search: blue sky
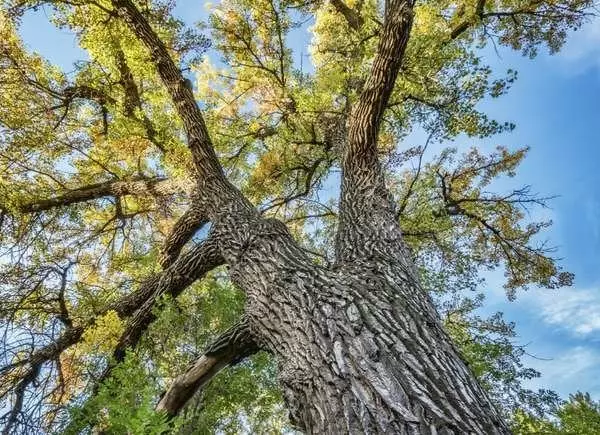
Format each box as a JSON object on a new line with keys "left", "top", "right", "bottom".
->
{"left": 472, "top": 30, "right": 600, "bottom": 399}
{"left": 17, "top": 2, "right": 600, "bottom": 402}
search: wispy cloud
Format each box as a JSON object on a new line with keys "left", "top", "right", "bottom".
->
{"left": 532, "top": 287, "right": 600, "bottom": 335}
{"left": 526, "top": 346, "right": 600, "bottom": 398}
{"left": 555, "top": 18, "right": 600, "bottom": 75}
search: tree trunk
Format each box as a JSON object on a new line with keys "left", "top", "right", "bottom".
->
{"left": 110, "top": 1, "right": 511, "bottom": 431}
{"left": 213, "top": 217, "right": 509, "bottom": 434}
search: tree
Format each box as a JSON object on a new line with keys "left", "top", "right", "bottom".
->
{"left": 0, "top": 0, "right": 592, "bottom": 433}
{"left": 513, "top": 392, "right": 600, "bottom": 434}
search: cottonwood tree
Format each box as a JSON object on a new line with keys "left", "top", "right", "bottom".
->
{"left": 513, "top": 393, "right": 600, "bottom": 434}
{"left": 0, "top": 0, "right": 590, "bottom": 433}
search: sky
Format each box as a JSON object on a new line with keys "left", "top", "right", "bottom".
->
{"left": 15, "top": 1, "right": 600, "bottom": 403}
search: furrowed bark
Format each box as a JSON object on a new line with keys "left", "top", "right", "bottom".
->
{"left": 210, "top": 217, "right": 509, "bottom": 433}
{"left": 16, "top": 176, "right": 178, "bottom": 214}
{"left": 336, "top": 0, "right": 414, "bottom": 263}
{"left": 90, "top": 1, "right": 509, "bottom": 433}
{"left": 110, "top": 0, "right": 256, "bottom": 225}
{"left": 156, "top": 318, "right": 258, "bottom": 416}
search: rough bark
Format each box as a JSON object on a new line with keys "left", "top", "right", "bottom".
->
{"left": 110, "top": 1, "right": 510, "bottom": 432}
{"left": 0, "top": 0, "right": 529, "bottom": 432}
{"left": 336, "top": 0, "right": 414, "bottom": 264}
{"left": 113, "top": 236, "right": 224, "bottom": 361}
{"left": 205, "top": 214, "right": 508, "bottom": 434}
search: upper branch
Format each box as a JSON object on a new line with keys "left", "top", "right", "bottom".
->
{"left": 336, "top": 0, "right": 415, "bottom": 262}
{"left": 113, "top": 43, "right": 167, "bottom": 152}
{"left": 110, "top": 0, "right": 223, "bottom": 181}
{"left": 159, "top": 200, "right": 208, "bottom": 268}
{"left": 345, "top": 0, "right": 414, "bottom": 169}
{"left": 450, "top": 0, "right": 487, "bottom": 39}
{"left": 113, "top": 235, "right": 223, "bottom": 362}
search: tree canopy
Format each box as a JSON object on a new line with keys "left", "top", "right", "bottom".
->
{"left": 0, "top": 0, "right": 594, "bottom": 432}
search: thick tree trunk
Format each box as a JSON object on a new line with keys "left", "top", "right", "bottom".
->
{"left": 110, "top": 1, "right": 510, "bottom": 431}
{"left": 212, "top": 217, "right": 509, "bottom": 434}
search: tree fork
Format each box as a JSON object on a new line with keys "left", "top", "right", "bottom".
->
{"left": 208, "top": 217, "right": 510, "bottom": 433}
{"left": 106, "top": 0, "right": 512, "bottom": 432}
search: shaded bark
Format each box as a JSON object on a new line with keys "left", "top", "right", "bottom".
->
{"left": 157, "top": 318, "right": 258, "bottom": 415}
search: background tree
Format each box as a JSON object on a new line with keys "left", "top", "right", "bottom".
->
{"left": 0, "top": 0, "right": 593, "bottom": 433}
{"left": 513, "top": 392, "right": 600, "bottom": 434}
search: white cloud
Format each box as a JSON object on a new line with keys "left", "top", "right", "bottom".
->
{"left": 531, "top": 287, "right": 600, "bottom": 335}
{"left": 525, "top": 346, "right": 600, "bottom": 398}
{"left": 479, "top": 269, "right": 600, "bottom": 337}
{"left": 554, "top": 18, "right": 600, "bottom": 74}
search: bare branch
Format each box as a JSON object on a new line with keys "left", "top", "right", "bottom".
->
{"left": 159, "top": 200, "right": 208, "bottom": 268}
{"left": 114, "top": 235, "right": 223, "bottom": 362}
{"left": 0, "top": 237, "right": 224, "bottom": 433}
{"left": 14, "top": 176, "right": 179, "bottom": 214}
{"left": 156, "top": 318, "right": 258, "bottom": 416}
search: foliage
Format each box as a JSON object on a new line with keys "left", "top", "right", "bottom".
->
{"left": 441, "top": 294, "right": 560, "bottom": 419}
{"left": 0, "top": 0, "right": 594, "bottom": 432}
{"left": 513, "top": 392, "right": 600, "bottom": 434}
{"left": 64, "top": 354, "right": 170, "bottom": 435}
{"left": 175, "top": 352, "right": 290, "bottom": 434}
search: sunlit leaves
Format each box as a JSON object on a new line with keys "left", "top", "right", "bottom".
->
{"left": 0, "top": 0, "right": 592, "bottom": 431}
{"left": 395, "top": 146, "right": 573, "bottom": 299}
{"left": 513, "top": 392, "right": 600, "bottom": 434}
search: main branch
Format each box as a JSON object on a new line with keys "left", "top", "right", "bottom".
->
{"left": 336, "top": 0, "right": 415, "bottom": 263}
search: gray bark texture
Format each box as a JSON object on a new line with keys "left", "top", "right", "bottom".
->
{"left": 211, "top": 216, "right": 508, "bottom": 434}
{"left": 109, "top": 0, "right": 512, "bottom": 432}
